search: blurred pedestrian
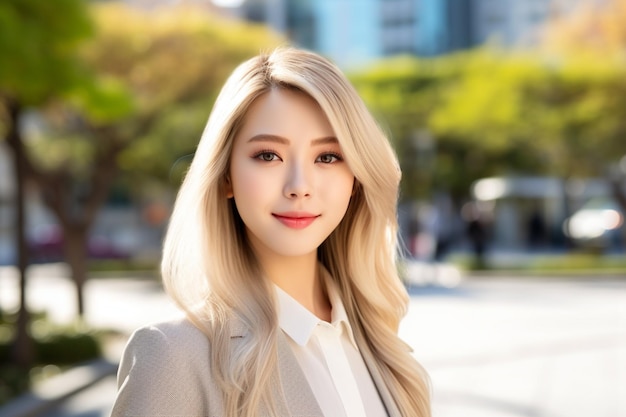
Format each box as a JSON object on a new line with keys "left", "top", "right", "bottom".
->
{"left": 463, "top": 202, "right": 488, "bottom": 269}
{"left": 527, "top": 208, "right": 547, "bottom": 250}
{"left": 110, "top": 48, "right": 430, "bottom": 417}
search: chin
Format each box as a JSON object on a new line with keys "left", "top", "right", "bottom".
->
{"left": 272, "top": 248, "right": 319, "bottom": 258}
{"left": 266, "top": 241, "right": 324, "bottom": 258}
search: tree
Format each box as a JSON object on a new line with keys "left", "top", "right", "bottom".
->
{"left": 352, "top": 46, "right": 626, "bottom": 232}
{"left": 350, "top": 53, "right": 467, "bottom": 200}
{"left": 350, "top": 50, "right": 544, "bottom": 201}
{"left": 539, "top": 0, "right": 626, "bottom": 211}
{"left": 428, "top": 51, "right": 561, "bottom": 176}
{"left": 22, "top": 2, "right": 282, "bottom": 317}
{"left": 0, "top": 0, "right": 93, "bottom": 370}
{"left": 424, "top": 0, "right": 626, "bottom": 208}
{"left": 428, "top": 48, "right": 626, "bottom": 205}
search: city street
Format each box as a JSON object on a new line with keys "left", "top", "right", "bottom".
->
{"left": 1, "top": 263, "right": 625, "bottom": 417}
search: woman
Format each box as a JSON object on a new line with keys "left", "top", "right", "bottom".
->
{"left": 111, "top": 47, "right": 430, "bottom": 417}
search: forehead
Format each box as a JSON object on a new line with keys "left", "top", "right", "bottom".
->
{"left": 236, "top": 88, "right": 335, "bottom": 141}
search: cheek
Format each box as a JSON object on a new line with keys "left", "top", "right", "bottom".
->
{"left": 328, "top": 172, "right": 355, "bottom": 211}
{"left": 230, "top": 162, "right": 272, "bottom": 202}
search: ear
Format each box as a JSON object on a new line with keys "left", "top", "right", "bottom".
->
{"left": 224, "top": 175, "right": 234, "bottom": 199}
{"left": 351, "top": 179, "right": 359, "bottom": 196}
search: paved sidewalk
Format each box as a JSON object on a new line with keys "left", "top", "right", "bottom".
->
{"left": 401, "top": 275, "right": 626, "bottom": 417}
{"left": 1, "top": 264, "right": 625, "bottom": 417}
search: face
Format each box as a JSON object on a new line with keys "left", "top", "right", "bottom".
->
{"left": 227, "top": 88, "right": 355, "bottom": 261}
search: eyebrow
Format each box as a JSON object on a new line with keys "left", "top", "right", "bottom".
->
{"left": 247, "top": 134, "right": 338, "bottom": 146}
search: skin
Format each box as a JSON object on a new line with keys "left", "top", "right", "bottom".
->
{"left": 227, "top": 88, "right": 355, "bottom": 321}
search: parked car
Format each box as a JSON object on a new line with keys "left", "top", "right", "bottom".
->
{"left": 28, "top": 225, "right": 129, "bottom": 263}
{"left": 563, "top": 198, "right": 624, "bottom": 250}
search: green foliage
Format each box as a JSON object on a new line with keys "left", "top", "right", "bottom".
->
{"left": 351, "top": 46, "right": 626, "bottom": 201}
{"left": 25, "top": 3, "right": 283, "bottom": 184}
{"left": 34, "top": 332, "right": 101, "bottom": 364}
{"left": 0, "top": 312, "right": 102, "bottom": 405}
{"left": 117, "top": 98, "right": 214, "bottom": 184}
{"left": 2, "top": 0, "right": 284, "bottom": 184}
{"left": 0, "top": 364, "right": 29, "bottom": 406}
{"left": 350, "top": 53, "right": 463, "bottom": 144}
{"left": 88, "top": 258, "right": 159, "bottom": 274}
{"left": 0, "top": 0, "right": 93, "bottom": 104}
{"left": 430, "top": 52, "right": 537, "bottom": 150}
{"left": 0, "top": 312, "right": 102, "bottom": 365}
{"left": 68, "top": 76, "right": 135, "bottom": 124}
{"left": 350, "top": 53, "right": 467, "bottom": 199}
{"left": 0, "top": 0, "right": 133, "bottom": 178}
{"left": 447, "top": 252, "right": 626, "bottom": 274}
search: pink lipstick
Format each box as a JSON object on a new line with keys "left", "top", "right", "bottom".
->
{"left": 273, "top": 212, "right": 319, "bottom": 229}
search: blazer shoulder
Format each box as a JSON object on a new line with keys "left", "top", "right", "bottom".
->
{"left": 118, "top": 316, "right": 215, "bottom": 379}
{"left": 134, "top": 317, "right": 210, "bottom": 351}
{"left": 111, "top": 317, "right": 220, "bottom": 417}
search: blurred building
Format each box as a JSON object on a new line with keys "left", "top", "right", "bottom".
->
{"left": 471, "top": 176, "right": 625, "bottom": 252}
{"left": 217, "top": 0, "right": 474, "bottom": 67}
{"left": 213, "top": 0, "right": 607, "bottom": 67}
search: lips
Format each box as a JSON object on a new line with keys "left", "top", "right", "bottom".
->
{"left": 272, "top": 212, "right": 320, "bottom": 229}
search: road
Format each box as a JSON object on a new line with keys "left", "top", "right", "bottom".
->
{"left": 1, "top": 263, "right": 625, "bottom": 417}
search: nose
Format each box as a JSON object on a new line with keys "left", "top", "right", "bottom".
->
{"left": 283, "top": 161, "right": 312, "bottom": 199}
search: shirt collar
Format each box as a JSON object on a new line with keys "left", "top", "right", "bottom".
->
{"left": 275, "top": 268, "right": 358, "bottom": 349}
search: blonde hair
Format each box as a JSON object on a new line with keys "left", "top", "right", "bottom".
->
{"left": 162, "top": 47, "right": 431, "bottom": 417}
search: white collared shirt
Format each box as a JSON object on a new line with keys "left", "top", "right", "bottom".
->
{"left": 275, "top": 282, "right": 388, "bottom": 417}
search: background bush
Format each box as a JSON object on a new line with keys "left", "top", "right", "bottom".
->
{"left": 0, "top": 311, "right": 102, "bottom": 405}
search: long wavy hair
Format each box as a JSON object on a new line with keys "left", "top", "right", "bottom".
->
{"left": 161, "top": 47, "right": 430, "bottom": 417}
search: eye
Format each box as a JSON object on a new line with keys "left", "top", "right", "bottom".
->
{"left": 253, "top": 151, "right": 280, "bottom": 162}
{"left": 316, "top": 153, "right": 343, "bottom": 164}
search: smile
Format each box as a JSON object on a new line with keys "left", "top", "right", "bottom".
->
{"left": 272, "top": 212, "right": 320, "bottom": 229}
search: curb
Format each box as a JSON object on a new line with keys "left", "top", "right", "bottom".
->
{"left": 0, "top": 359, "right": 118, "bottom": 417}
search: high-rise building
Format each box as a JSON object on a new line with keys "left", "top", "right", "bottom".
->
{"left": 212, "top": 0, "right": 606, "bottom": 67}
{"left": 218, "top": 0, "right": 479, "bottom": 67}
{"left": 471, "top": 0, "right": 551, "bottom": 47}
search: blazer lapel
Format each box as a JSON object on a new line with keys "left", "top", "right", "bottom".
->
{"left": 359, "top": 342, "right": 402, "bottom": 417}
{"left": 275, "top": 332, "right": 324, "bottom": 417}
{"left": 228, "top": 320, "right": 322, "bottom": 416}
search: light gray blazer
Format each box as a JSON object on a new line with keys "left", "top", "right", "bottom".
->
{"left": 111, "top": 317, "right": 401, "bottom": 417}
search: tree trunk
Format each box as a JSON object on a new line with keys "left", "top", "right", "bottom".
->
{"left": 5, "top": 99, "right": 34, "bottom": 370}
{"left": 34, "top": 158, "right": 118, "bottom": 319}
{"left": 6, "top": 111, "right": 125, "bottom": 320}
{"left": 64, "top": 226, "right": 89, "bottom": 317}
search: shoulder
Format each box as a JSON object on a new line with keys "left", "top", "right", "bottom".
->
{"left": 111, "top": 317, "right": 219, "bottom": 417}
{"left": 126, "top": 317, "right": 210, "bottom": 358}
{"left": 117, "top": 316, "right": 216, "bottom": 382}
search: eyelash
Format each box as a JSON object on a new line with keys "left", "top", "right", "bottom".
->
{"left": 251, "top": 150, "right": 344, "bottom": 164}
{"left": 252, "top": 150, "right": 280, "bottom": 162}
{"left": 316, "top": 152, "right": 343, "bottom": 164}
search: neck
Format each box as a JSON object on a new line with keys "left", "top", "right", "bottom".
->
{"left": 257, "top": 251, "right": 331, "bottom": 322}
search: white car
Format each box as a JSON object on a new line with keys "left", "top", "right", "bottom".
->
{"left": 563, "top": 198, "right": 624, "bottom": 249}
